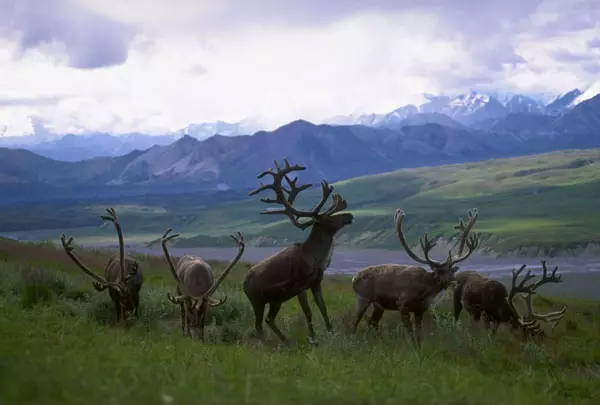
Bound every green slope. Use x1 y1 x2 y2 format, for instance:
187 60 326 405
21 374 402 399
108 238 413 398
172 148 600 255
2 148 600 256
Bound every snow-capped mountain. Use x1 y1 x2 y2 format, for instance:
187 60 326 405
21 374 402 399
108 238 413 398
326 89 586 129
545 89 584 114
173 117 264 140
504 95 545 114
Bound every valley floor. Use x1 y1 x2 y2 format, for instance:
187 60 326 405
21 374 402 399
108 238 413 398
1 239 599 404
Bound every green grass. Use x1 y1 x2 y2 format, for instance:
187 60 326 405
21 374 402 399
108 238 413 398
2 148 600 255
1 238 600 404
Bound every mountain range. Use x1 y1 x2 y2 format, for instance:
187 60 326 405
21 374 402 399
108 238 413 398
0 89 589 162
325 89 585 128
1 92 599 205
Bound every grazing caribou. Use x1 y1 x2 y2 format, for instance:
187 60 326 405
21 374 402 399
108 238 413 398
453 261 567 337
61 208 143 323
160 228 245 340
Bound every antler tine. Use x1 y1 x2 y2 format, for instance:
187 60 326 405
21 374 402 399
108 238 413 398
249 159 326 229
529 260 563 292
283 174 313 205
322 192 349 217
60 232 113 289
451 208 480 265
518 261 567 330
160 228 188 299
522 294 567 330
309 180 334 214
507 264 548 334
394 209 444 266
418 233 443 266
101 207 127 284
197 231 246 306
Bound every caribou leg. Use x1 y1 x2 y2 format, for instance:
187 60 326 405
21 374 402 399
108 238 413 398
400 310 414 341
133 294 140 317
298 290 317 345
453 294 463 321
179 303 186 336
368 307 384 330
414 311 424 346
265 302 289 345
311 283 333 331
250 300 266 340
352 296 370 333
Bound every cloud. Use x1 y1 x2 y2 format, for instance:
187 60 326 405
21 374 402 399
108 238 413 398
588 37 600 49
0 0 598 136
0 95 68 107
550 49 596 62
0 0 135 69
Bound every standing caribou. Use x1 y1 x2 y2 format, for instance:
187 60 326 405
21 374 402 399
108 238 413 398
453 261 567 337
351 208 480 345
160 228 246 340
60 208 143 323
244 159 354 346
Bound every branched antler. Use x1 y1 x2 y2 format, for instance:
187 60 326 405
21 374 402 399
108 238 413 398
161 228 246 308
249 159 348 230
99 207 126 283
507 261 567 334
60 233 122 293
394 208 480 269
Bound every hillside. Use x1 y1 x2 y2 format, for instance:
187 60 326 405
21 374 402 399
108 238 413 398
165 148 600 256
0 95 599 203
2 148 600 257
1 238 598 404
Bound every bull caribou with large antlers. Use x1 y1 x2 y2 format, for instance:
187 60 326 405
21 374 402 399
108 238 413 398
244 159 354 346
60 208 143 323
160 228 245 340
453 260 567 337
351 208 480 345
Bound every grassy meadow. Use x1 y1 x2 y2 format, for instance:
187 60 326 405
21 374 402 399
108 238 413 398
2 148 600 256
1 237 599 404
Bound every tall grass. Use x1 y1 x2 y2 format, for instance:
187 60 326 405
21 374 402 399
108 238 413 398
0 238 599 404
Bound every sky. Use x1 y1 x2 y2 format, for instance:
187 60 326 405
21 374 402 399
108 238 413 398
0 0 599 136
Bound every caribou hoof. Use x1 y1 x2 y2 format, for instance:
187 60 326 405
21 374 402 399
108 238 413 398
307 337 319 347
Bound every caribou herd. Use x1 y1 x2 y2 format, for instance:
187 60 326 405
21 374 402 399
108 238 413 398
59 159 568 347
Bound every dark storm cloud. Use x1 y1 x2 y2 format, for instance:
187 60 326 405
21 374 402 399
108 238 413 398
0 0 135 69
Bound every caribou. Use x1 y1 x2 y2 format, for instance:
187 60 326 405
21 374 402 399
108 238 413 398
243 159 354 346
351 208 480 345
60 208 143 323
160 228 245 340
453 261 567 337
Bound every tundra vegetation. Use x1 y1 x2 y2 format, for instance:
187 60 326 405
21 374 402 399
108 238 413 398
1 235 599 404
1 155 599 403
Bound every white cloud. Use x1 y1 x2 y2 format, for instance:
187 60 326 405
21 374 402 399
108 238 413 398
0 0 598 136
